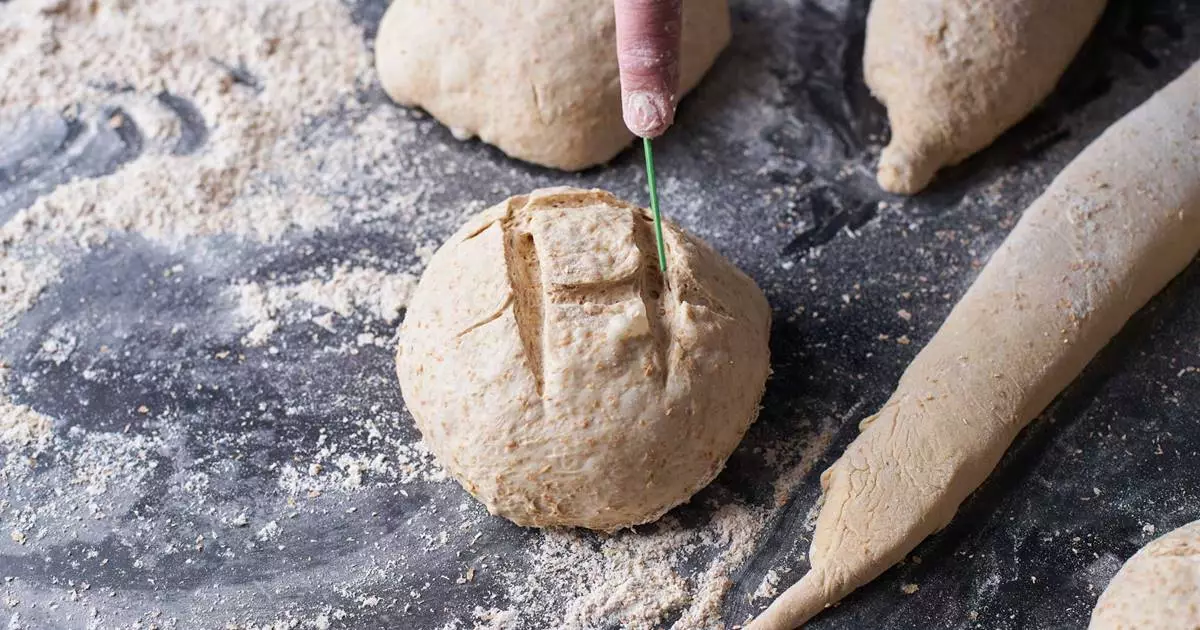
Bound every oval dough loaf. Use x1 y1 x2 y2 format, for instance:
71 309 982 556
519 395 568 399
374 0 731 171
397 188 771 531
1090 520 1200 629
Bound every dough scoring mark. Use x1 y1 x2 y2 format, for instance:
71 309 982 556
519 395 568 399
461 219 497 242
631 209 672 385
454 294 514 339
530 81 551 125
503 216 546 398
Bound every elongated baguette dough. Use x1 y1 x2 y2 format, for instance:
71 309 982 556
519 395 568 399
751 61 1200 629
865 0 1106 194
1089 520 1200 629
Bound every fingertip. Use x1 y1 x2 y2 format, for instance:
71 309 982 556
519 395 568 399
623 89 676 138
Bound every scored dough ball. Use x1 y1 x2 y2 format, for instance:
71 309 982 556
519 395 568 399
374 0 731 171
1089 520 1200 629
397 188 770 531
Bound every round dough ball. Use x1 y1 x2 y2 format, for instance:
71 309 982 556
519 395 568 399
374 0 731 171
1089 520 1200 629
397 187 770 531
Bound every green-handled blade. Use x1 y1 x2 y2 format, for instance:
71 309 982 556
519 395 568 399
643 137 667 273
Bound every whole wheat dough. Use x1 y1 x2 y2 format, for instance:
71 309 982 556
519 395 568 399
1090 520 1200 629
374 1 730 171
865 0 1106 194
751 61 1200 629
396 188 771 531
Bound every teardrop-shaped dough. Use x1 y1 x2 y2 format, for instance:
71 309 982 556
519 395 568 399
865 0 1106 194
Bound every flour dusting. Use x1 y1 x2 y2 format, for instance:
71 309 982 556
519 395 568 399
232 264 418 348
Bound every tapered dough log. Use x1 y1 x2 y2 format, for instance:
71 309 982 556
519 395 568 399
750 61 1200 629
1089 520 1200 629
865 0 1107 195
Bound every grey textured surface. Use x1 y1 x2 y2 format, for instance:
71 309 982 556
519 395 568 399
2 0 1199 628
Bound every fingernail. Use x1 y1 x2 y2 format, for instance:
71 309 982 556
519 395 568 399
624 90 672 138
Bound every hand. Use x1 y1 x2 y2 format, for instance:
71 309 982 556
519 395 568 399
614 0 682 138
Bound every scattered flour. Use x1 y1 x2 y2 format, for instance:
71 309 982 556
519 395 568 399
509 521 692 629
0 0 373 325
498 482 828 630
772 416 837 508
67 427 162 497
277 424 447 499
752 569 781 601
472 607 521 630
0 365 53 453
256 520 282 542
0 400 53 450
232 264 418 347
0 0 370 247
0 256 60 329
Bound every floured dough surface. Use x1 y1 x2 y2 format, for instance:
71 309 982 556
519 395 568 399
396 188 771 531
1090 521 1200 629
374 0 731 171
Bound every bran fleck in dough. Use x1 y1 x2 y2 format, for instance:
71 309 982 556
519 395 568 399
397 188 771 532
